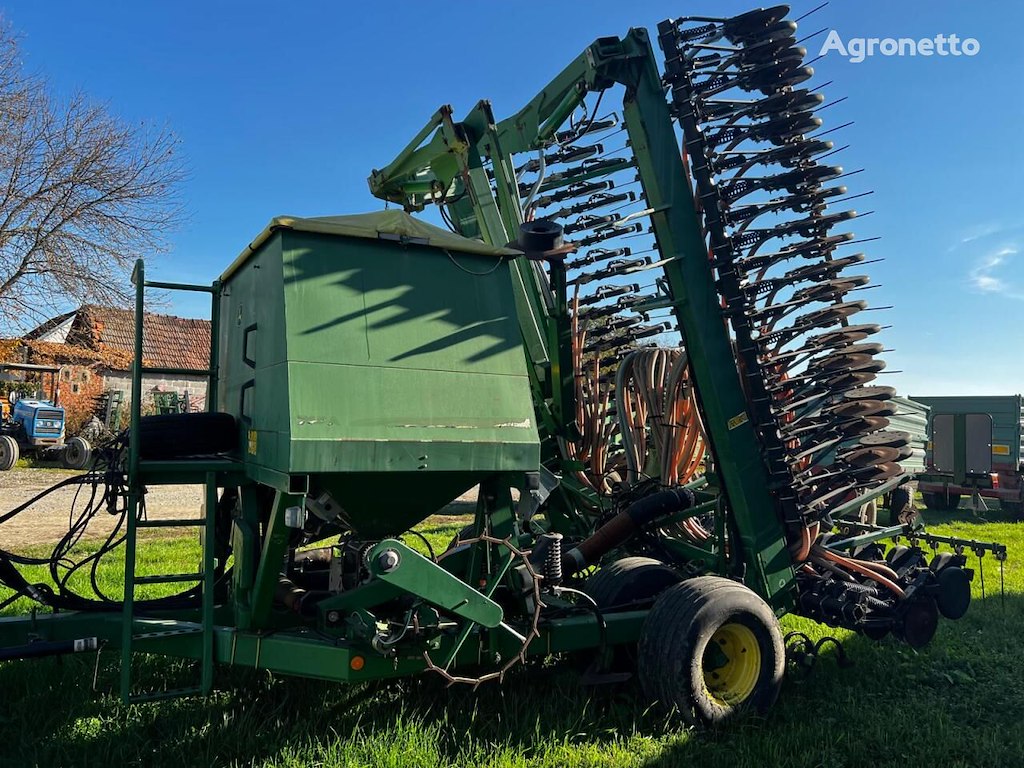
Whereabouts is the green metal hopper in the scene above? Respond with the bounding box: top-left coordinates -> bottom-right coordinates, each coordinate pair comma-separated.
217,210 -> 540,536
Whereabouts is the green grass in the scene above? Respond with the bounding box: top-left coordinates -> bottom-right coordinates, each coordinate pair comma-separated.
0,509 -> 1022,768
14,455 -> 73,470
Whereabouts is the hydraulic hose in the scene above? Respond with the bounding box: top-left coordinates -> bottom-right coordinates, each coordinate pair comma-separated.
561,487 -> 696,576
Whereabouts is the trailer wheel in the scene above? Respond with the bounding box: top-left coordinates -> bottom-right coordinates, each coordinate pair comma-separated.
941,493 -> 961,511
0,435 -> 18,471
137,413 -> 238,460
637,576 -> 784,726
61,437 -> 91,469
585,556 -> 682,611
582,557 -> 683,672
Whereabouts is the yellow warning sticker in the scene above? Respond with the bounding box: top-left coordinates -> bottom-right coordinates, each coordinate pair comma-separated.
727,412 -> 749,430
248,430 -> 258,455
993,444 -> 1010,456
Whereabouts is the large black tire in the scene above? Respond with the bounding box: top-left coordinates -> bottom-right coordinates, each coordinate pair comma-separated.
920,492 -> 941,510
942,493 -> 962,511
585,556 -> 682,611
0,435 -> 18,471
61,436 -> 92,469
888,485 -> 913,524
583,557 -> 684,673
637,576 -> 785,726
137,412 -> 238,460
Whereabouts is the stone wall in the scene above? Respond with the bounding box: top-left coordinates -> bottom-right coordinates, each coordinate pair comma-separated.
102,372 -> 209,413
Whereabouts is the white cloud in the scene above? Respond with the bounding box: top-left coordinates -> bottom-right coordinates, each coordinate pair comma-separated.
958,222 -> 1003,245
968,245 -> 1023,299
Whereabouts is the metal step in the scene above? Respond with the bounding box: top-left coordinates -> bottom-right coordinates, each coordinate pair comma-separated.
135,458 -> 244,487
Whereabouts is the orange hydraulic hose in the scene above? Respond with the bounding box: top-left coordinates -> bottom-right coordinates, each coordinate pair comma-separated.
845,556 -> 900,583
819,547 -> 905,598
809,554 -> 855,582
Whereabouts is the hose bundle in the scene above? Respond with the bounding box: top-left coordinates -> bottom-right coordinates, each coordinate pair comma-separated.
615,348 -> 705,488
0,433 -> 226,613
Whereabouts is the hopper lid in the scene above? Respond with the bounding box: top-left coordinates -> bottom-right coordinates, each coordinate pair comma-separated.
224,209 -> 519,281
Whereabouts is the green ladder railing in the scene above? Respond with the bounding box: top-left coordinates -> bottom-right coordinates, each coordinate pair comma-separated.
120,259 -> 222,703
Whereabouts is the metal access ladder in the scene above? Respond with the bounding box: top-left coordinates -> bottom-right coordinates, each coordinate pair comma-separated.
118,259 -> 224,703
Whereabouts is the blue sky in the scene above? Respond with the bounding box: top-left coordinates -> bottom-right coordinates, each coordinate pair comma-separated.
5,1 -> 1022,396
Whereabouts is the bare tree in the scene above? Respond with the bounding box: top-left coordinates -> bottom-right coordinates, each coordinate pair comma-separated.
0,21 -> 185,332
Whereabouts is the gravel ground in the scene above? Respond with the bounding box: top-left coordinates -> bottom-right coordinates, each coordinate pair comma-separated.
0,467 -> 484,548
0,466 -> 202,548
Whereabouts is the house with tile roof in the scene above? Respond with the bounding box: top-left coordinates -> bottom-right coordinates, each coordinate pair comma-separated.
15,304 -> 211,420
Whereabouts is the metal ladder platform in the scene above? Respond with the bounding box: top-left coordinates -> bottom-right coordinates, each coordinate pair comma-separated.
119,261 -> 226,703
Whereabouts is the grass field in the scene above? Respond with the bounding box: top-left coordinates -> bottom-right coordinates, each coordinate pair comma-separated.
0,505 -> 1021,768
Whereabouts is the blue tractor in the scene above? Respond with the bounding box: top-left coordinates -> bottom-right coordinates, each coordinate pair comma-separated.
0,363 -> 91,471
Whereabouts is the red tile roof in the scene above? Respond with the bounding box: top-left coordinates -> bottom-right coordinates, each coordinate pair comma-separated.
20,305 -> 208,372
73,305 -> 211,372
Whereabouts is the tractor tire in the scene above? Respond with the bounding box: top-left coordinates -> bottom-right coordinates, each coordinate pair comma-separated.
137,412 -> 238,460
585,556 -> 682,612
61,436 -> 92,470
888,485 -> 913,524
0,435 -> 18,471
637,576 -> 785,727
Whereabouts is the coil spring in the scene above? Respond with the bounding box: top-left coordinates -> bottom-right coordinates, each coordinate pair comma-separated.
538,532 -> 563,586
676,22 -> 718,43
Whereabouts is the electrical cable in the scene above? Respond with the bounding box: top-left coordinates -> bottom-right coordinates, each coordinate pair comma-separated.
444,249 -> 505,276
0,434 -> 225,612
522,148 -> 547,219
404,529 -> 437,562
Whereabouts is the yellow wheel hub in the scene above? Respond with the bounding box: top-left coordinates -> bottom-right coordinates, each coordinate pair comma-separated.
702,622 -> 761,706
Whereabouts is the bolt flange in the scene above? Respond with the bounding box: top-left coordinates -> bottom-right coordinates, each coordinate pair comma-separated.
377,549 -> 401,573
